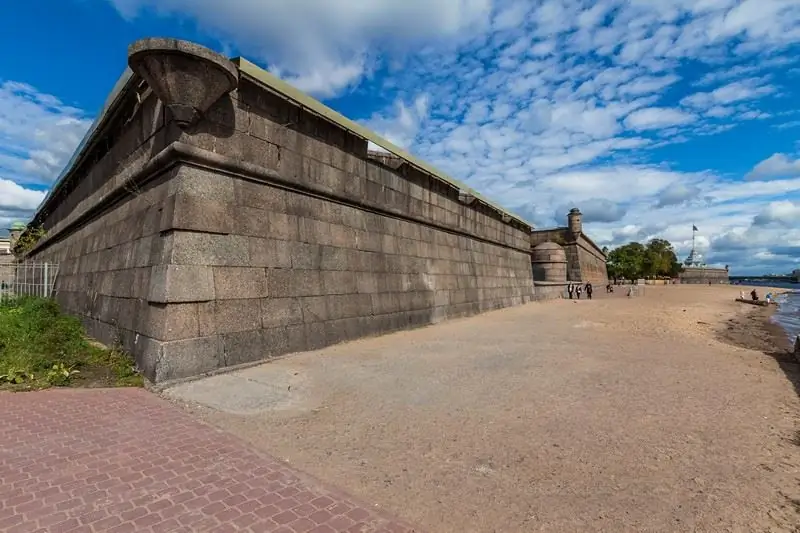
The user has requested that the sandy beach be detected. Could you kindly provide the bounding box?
[167,285,800,532]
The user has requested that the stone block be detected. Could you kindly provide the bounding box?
[172,166,235,203]
[320,246,350,271]
[300,296,328,323]
[267,268,322,298]
[156,335,224,383]
[286,324,307,353]
[356,272,379,294]
[115,297,140,331]
[212,266,268,299]
[290,241,323,270]
[148,264,215,303]
[234,179,288,211]
[298,217,332,246]
[137,302,200,341]
[249,237,292,268]
[164,193,236,234]
[199,299,262,335]
[320,270,358,295]
[221,329,266,367]
[261,297,303,328]
[278,147,303,181]
[304,322,327,351]
[323,318,356,346]
[327,293,373,320]
[241,134,281,171]
[169,232,250,266]
[370,293,398,315]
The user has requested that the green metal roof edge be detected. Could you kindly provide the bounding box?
[234,57,530,228]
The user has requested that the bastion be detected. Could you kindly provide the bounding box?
[23,38,535,383]
[529,208,608,286]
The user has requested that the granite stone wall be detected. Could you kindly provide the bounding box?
[678,267,729,284]
[530,229,608,285]
[25,55,534,383]
[572,237,608,285]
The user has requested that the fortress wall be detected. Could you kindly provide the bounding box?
[678,267,729,284]
[574,236,608,285]
[25,59,534,383]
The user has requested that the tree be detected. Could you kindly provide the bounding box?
[606,238,682,280]
[607,242,646,280]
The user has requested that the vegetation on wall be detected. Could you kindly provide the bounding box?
[12,225,47,257]
[606,238,683,280]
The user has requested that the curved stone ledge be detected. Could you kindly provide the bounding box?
[128,38,239,128]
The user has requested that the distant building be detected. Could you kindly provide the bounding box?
[1,222,26,265]
[677,225,729,284]
[529,208,608,285]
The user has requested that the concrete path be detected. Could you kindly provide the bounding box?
[0,388,419,533]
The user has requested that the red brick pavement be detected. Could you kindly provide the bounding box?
[0,388,420,533]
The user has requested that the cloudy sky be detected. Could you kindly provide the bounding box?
[1,0,800,274]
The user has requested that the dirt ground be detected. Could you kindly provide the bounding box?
[167,285,800,532]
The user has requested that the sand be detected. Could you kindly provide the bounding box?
[166,285,800,532]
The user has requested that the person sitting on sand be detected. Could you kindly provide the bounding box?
[750,289,759,302]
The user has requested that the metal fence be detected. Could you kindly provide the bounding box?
[0,260,59,303]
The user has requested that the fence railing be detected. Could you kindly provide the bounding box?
[0,260,59,303]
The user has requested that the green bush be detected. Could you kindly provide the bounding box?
[0,297,141,389]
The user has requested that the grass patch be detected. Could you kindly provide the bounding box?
[0,297,142,390]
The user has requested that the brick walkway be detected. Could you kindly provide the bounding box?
[0,388,419,533]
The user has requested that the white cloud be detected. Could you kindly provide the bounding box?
[624,107,696,131]
[752,200,800,227]
[681,78,776,109]
[366,94,430,150]
[0,178,46,233]
[107,0,491,97]
[745,153,800,180]
[0,81,91,186]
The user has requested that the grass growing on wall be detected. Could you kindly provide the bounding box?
[0,297,142,390]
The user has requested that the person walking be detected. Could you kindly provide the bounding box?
[576,285,583,300]
[567,283,574,300]
[585,282,593,300]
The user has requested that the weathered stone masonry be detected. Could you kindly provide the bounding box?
[27,39,534,383]
[529,208,608,286]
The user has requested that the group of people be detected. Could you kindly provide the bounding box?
[743,288,774,304]
[567,282,593,300]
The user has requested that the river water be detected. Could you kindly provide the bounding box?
[736,281,800,343]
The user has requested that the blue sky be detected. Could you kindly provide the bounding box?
[1,0,800,275]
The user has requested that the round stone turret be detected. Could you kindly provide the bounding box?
[531,241,567,282]
[568,207,582,239]
[8,222,25,249]
[128,38,239,129]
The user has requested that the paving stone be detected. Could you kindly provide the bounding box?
[0,389,420,532]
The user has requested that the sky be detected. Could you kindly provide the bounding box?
[1,0,800,275]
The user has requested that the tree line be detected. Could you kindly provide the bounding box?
[603,238,683,281]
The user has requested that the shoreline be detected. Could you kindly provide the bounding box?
[715,296,797,370]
